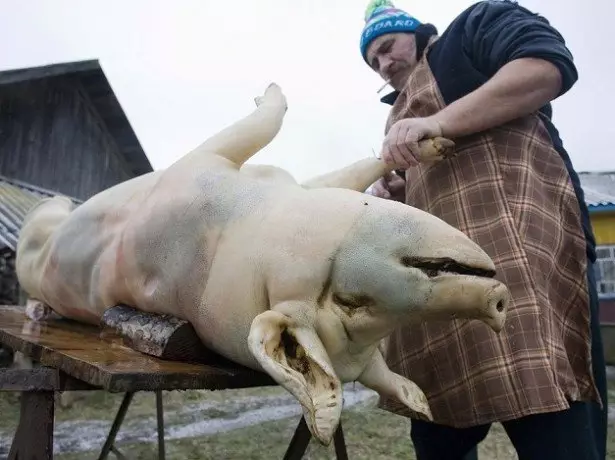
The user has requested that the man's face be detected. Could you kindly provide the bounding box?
[366,32,417,92]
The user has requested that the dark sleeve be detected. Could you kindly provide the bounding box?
[462,0,578,96]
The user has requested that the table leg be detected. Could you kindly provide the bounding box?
[282,416,350,460]
[333,422,349,460]
[97,392,134,460]
[283,416,312,460]
[156,391,166,460]
[8,390,55,460]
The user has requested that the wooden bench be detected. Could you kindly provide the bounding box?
[0,304,349,459]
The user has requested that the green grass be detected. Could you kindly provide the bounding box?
[51,398,519,460]
[1,382,614,459]
[0,385,283,431]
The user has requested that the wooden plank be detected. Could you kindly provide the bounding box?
[0,305,276,392]
[0,367,98,391]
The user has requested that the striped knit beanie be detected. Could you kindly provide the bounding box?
[360,0,422,63]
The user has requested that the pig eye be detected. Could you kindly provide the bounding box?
[333,293,357,309]
[332,293,374,309]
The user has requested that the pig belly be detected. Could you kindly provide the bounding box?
[189,297,265,371]
[113,225,267,371]
[186,254,270,371]
[17,173,161,323]
[113,202,215,320]
[190,305,261,370]
[38,209,123,324]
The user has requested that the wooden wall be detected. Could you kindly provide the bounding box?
[0,76,133,201]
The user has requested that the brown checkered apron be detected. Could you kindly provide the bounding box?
[380,39,601,427]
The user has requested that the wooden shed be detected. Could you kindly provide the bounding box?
[0,59,152,200]
[0,59,153,307]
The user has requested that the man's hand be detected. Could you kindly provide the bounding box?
[381,117,442,169]
[370,171,406,202]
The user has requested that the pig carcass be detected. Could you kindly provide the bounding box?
[16,83,510,445]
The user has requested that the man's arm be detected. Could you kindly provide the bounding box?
[430,57,561,139]
[430,0,577,139]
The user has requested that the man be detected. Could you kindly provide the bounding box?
[359,0,608,459]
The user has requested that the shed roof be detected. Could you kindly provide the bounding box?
[0,59,153,177]
[578,171,615,210]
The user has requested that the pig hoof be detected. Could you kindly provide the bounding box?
[25,299,54,322]
[434,137,456,158]
[398,380,433,421]
[311,409,337,446]
[254,83,287,112]
[265,82,281,93]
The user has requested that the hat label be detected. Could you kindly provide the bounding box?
[364,18,418,39]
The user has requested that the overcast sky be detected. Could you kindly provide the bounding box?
[0,0,611,182]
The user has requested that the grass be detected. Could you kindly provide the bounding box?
[0,380,614,459]
[49,394,519,460]
[0,385,283,431]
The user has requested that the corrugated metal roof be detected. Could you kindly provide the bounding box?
[578,171,615,208]
[0,175,81,252]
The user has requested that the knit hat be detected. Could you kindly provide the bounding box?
[360,0,422,63]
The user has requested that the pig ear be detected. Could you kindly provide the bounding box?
[248,310,342,445]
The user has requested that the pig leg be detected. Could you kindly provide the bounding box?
[174,83,288,169]
[301,138,455,191]
[24,299,56,321]
[301,158,391,192]
[11,299,54,372]
[248,305,342,446]
[357,348,433,421]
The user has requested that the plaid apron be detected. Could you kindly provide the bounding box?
[380,39,601,427]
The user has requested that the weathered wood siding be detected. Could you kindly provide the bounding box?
[0,75,133,200]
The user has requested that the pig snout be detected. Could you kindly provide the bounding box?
[420,276,510,332]
[480,281,509,332]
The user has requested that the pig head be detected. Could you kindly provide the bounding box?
[246,191,509,444]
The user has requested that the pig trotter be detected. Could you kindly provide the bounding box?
[248,307,343,446]
[177,82,288,168]
[357,347,433,421]
[24,299,55,322]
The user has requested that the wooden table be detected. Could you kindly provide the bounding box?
[0,305,349,459]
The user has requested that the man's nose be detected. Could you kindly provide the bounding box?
[380,56,395,79]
